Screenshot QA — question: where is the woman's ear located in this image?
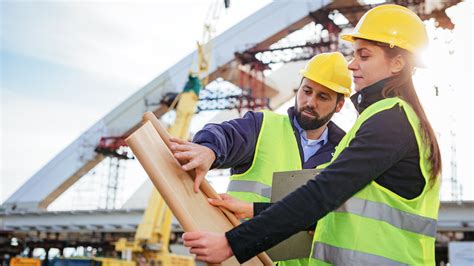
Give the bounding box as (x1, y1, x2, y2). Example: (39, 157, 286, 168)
(390, 54, 406, 74)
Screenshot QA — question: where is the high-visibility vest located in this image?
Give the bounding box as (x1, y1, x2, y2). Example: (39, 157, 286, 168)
(227, 110, 302, 203)
(310, 97, 440, 265)
(227, 110, 307, 266)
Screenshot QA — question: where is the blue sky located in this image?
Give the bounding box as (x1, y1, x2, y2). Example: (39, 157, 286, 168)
(2, 46, 139, 203)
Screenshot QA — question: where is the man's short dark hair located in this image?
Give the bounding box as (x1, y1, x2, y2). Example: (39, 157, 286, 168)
(336, 93, 344, 103)
(298, 78, 346, 104)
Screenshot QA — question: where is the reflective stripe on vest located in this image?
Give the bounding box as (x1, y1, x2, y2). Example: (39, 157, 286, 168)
(310, 98, 440, 265)
(228, 110, 301, 203)
(335, 197, 437, 237)
(312, 242, 407, 266)
(227, 180, 272, 199)
(227, 111, 306, 265)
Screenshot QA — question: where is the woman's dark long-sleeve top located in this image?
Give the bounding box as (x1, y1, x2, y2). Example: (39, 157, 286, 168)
(225, 79, 426, 263)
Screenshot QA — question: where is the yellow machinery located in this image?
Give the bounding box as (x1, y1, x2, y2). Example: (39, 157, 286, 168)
(10, 258, 41, 266)
(113, 2, 227, 265)
(114, 78, 199, 265)
(114, 191, 193, 266)
(113, 27, 206, 266)
(93, 258, 135, 266)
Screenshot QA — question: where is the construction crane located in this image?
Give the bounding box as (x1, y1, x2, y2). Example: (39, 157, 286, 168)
(94, 136, 134, 209)
(114, 76, 202, 266)
(113, 1, 230, 265)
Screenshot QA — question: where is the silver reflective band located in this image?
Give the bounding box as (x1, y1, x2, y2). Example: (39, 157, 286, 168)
(335, 197, 437, 237)
(227, 180, 272, 198)
(312, 242, 407, 266)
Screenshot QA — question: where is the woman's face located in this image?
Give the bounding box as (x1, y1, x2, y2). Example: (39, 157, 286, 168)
(348, 39, 394, 92)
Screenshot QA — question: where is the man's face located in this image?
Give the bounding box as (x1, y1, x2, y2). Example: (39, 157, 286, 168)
(295, 78, 344, 130)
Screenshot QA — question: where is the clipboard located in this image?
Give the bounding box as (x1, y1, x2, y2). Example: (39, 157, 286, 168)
(266, 169, 321, 261)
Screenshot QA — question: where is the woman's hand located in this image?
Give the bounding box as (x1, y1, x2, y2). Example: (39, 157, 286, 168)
(209, 193, 254, 219)
(183, 231, 233, 263)
(169, 137, 216, 193)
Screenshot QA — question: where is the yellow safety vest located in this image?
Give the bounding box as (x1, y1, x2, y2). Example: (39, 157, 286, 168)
(227, 110, 302, 203)
(310, 97, 440, 265)
(227, 110, 308, 266)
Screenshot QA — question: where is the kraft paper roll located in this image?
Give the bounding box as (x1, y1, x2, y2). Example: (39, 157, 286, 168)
(142, 112, 243, 227)
(126, 120, 272, 266)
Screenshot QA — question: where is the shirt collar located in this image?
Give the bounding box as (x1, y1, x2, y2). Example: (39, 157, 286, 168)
(292, 116, 329, 146)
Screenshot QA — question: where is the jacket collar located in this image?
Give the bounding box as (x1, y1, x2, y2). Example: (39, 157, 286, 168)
(288, 106, 297, 122)
(350, 78, 393, 114)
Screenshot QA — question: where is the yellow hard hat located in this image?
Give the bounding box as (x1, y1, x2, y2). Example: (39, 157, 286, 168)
(340, 4, 428, 55)
(299, 52, 352, 97)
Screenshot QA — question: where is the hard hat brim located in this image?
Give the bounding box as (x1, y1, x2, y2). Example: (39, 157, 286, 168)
(300, 70, 351, 97)
(341, 32, 413, 50)
(341, 33, 426, 68)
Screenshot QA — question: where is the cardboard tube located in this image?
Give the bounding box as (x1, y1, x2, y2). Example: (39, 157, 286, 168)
(127, 121, 272, 265)
(142, 112, 242, 225)
(142, 112, 273, 265)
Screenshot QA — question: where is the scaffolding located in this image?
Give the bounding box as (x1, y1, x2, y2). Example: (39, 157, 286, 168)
(95, 137, 134, 209)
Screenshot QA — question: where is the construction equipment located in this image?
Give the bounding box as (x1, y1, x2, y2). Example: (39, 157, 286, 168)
(196, 0, 227, 87)
(112, 4, 218, 262)
(94, 136, 134, 209)
(113, 77, 199, 265)
(10, 258, 41, 266)
(168, 74, 202, 140)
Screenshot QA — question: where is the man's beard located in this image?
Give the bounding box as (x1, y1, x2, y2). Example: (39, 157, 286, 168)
(295, 103, 336, 130)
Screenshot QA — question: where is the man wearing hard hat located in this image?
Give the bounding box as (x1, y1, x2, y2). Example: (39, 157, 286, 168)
(169, 52, 352, 266)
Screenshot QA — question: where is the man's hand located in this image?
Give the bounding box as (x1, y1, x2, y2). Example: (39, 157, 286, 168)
(209, 193, 254, 219)
(183, 231, 233, 263)
(169, 137, 216, 193)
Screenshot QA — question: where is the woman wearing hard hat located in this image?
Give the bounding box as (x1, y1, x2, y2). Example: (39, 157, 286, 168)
(183, 4, 442, 265)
